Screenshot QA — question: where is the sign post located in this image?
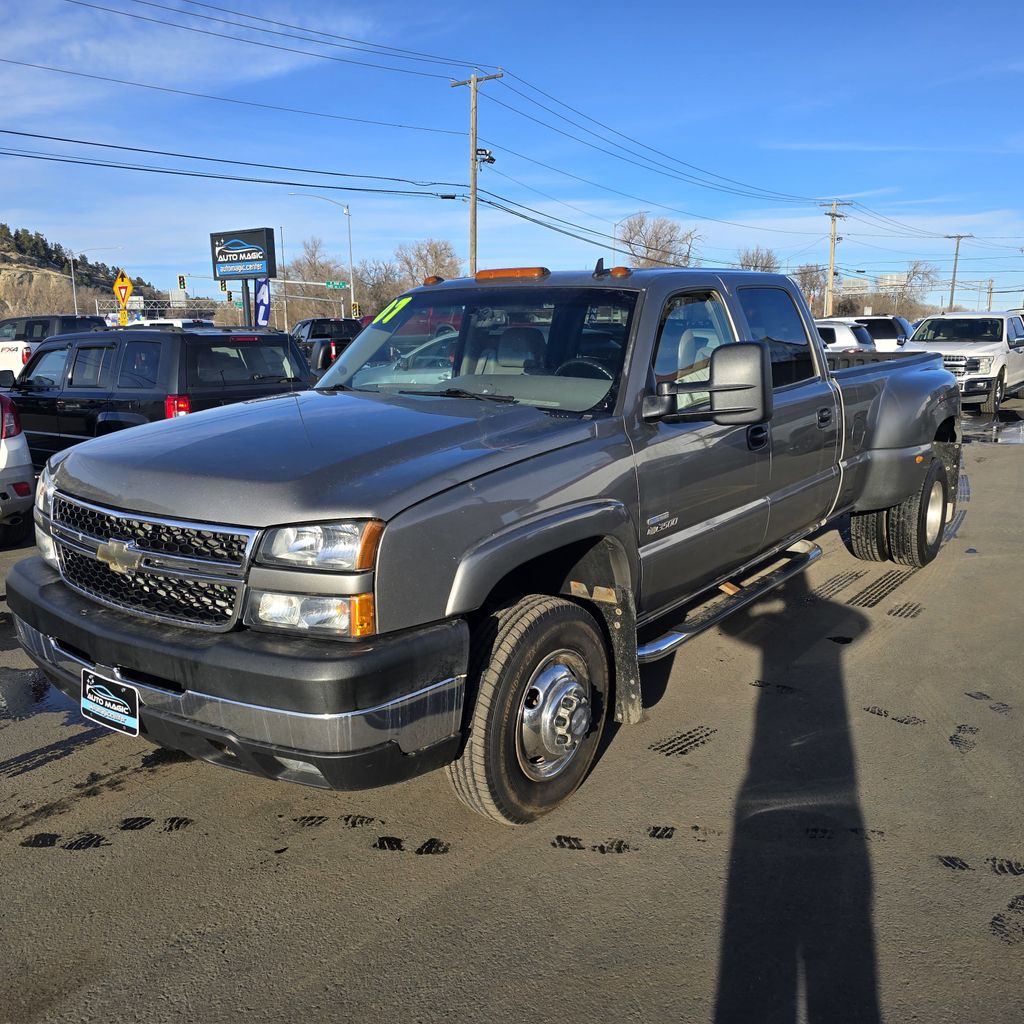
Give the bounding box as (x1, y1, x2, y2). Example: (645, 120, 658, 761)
(210, 227, 277, 328)
(113, 270, 133, 326)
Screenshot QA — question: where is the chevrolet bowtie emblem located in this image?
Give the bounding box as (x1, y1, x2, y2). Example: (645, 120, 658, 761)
(95, 540, 143, 575)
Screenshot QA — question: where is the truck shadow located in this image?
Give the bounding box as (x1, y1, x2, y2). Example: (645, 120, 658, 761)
(713, 575, 881, 1024)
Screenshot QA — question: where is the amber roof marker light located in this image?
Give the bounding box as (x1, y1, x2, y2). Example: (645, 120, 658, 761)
(422, 276, 445, 286)
(475, 267, 551, 281)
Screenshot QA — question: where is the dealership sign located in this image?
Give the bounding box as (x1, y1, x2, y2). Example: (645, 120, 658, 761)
(209, 227, 277, 280)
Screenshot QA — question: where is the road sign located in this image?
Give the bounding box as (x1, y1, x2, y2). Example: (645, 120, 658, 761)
(169, 288, 187, 308)
(233, 301, 243, 309)
(325, 280, 349, 290)
(351, 301, 361, 318)
(113, 270, 133, 307)
(118, 308, 128, 326)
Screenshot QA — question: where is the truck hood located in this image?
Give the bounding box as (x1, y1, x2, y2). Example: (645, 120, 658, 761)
(53, 390, 592, 526)
(904, 341, 1004, 359)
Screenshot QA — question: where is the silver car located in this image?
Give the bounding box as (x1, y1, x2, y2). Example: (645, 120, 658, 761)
(815, 320, 877, 351)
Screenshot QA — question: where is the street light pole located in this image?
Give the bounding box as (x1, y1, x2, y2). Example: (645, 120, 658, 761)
(69, 245, 122, 316)
(289, 193, 357, 316)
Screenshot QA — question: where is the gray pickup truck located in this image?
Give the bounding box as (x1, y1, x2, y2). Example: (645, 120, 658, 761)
(10, 266, 961, 824)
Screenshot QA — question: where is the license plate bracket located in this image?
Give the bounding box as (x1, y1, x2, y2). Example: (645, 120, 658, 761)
(81, 669, 140, 736)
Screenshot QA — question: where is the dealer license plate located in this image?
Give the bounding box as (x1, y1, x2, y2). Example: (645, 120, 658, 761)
(81, 669, 140, 736)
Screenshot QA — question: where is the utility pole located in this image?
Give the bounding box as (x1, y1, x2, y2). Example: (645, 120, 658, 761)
(945, 234, 973, 311)
(820, 200, 852, 316)
(451, 70, 503, 275)
(987, 278, 994, 312)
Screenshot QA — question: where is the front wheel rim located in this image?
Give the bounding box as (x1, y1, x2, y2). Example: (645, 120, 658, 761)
(516, 650, 592, 782)
(925, 479, 945, 545)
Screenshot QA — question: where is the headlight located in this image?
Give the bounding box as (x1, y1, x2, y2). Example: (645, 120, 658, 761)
(244, 590, 375, 638)
(258, 520, 383, 571)
(975, 357, 994, 374)
(35, 525, 59, 570)
(35, 464, 55, 518)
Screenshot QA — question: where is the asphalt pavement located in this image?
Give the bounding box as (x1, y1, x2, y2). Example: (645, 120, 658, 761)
(2, 401, 1023, 1024)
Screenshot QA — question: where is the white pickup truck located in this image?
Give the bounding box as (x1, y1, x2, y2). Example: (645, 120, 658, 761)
(906, 312, 1024, 414)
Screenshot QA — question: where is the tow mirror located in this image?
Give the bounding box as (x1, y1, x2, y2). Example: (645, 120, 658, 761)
(642, 341, 773, 426)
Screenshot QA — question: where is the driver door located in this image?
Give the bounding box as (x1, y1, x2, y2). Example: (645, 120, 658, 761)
(13, 345, 71, 468)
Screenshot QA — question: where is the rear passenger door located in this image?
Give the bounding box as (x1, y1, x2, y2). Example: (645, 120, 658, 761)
(736, 287, 840, 548)
(112, 338, 166, 425)
(1007, 317, 1024, 390)
(56, 340, 119, 450)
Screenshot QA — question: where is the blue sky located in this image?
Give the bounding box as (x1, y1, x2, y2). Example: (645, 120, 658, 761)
(2, 0, 1023, 308)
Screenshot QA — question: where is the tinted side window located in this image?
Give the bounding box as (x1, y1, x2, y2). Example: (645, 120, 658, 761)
(652, 292, 735, 410)
(69, 346, 114, 388)
(738, 288, 816, 388)
(857, 318, 896, 340)
(25, 319, 52, 342)
(817, 326, 836, 345)
(23, 347, 69, 387)
(118, 341, 162, 388)
(0, 323, 16, 341)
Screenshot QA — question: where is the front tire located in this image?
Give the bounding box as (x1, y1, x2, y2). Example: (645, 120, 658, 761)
(447, 595, 610, 825)
(887, 458, 948, 567)
(981, 372, 1004, 416)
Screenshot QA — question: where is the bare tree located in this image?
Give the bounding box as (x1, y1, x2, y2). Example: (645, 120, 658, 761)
(355, 258, 406, 316)
(792, 263, 827, 316)
(736, 245, 781, 273)
(395, 238, 462, 288)
(619, 212, 702, 268)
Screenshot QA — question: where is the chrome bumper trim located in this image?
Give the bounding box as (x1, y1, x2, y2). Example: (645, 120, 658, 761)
(14, 616, 465, 755)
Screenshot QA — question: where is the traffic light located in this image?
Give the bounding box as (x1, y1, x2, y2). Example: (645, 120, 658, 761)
(177, 274, 186, 290)
(226, 291, 233, 302)
(351, 301, 361, 318)
(219, 279, 228, 293)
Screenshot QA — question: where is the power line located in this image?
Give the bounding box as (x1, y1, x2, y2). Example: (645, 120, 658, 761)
(494, 76, 819, 205)
(62, 0, 453, 79)
(0, 146, 465, 199)
(175, 0, 499, 69)
(0, 128, 465, 189)
(0, 58, 465, 137)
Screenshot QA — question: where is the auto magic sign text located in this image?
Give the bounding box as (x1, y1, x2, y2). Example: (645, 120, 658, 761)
(209, 227, 277, 280)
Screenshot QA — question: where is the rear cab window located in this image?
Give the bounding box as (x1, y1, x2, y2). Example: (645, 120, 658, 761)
(856, 318, 896, 341)
(737, 287, 817, 388)
(185, 334, 304, 387)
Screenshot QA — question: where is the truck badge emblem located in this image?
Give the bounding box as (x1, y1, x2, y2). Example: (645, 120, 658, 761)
(96, 540, 143, 575)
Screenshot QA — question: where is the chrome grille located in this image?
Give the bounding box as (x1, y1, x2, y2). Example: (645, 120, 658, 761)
(49, 492, 257, 630)
(53, 495, 250, 565)
(942, 356, 966, 377)
(59, 547, 239, 627)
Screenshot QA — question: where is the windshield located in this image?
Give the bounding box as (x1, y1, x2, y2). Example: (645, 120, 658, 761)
(185, 337, 304, 386)
(912, 318, 1004, 343)
(317, 286, 638, 413)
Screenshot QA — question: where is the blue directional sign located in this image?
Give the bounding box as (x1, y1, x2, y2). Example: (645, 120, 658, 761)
(254, 278, 271, 327)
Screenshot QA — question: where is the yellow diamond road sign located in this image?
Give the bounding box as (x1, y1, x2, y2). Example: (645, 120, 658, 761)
(113, 270, 133, 307)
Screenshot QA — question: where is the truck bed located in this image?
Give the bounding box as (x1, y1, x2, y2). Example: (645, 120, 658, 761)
(825, 349, 938, 372)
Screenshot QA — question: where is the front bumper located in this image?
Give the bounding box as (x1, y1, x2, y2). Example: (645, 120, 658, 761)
(956, 376, 994, 402)
(9, 557, 470, 790)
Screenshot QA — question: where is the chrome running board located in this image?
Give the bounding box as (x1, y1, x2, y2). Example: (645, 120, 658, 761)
(636, 540, 823, 664)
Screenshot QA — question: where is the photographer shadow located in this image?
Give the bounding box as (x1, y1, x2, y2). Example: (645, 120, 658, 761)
(714, 574, 881, 1024)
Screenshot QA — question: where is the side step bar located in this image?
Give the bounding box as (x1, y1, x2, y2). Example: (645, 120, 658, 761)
(636, 540, 823, 664)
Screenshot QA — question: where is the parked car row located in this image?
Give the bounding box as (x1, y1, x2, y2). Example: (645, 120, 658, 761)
(0, 314, 106, 376)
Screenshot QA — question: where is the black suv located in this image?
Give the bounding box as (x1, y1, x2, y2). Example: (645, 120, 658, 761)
(2, 326, 311, 469)
(290, 318, 363, 374)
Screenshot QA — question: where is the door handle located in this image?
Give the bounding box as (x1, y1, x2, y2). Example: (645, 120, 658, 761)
(56, 400, 66, 411)
(747, 424, 769, 451)
(817, 406, 833, 428)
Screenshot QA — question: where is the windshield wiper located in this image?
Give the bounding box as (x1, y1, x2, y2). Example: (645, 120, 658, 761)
(399, 387, 517, 403)
(314, 381, 352, 391)
(252, 374, 305, 382)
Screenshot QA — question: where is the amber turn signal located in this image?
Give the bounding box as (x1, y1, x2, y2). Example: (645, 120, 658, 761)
(475, 267, 551, 281)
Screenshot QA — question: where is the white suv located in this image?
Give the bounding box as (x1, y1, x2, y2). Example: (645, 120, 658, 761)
(906, 312, 1024, 414)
